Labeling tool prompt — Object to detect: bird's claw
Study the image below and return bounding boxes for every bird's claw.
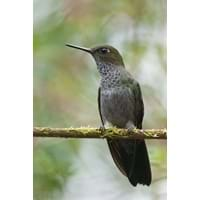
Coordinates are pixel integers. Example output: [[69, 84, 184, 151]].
[[127, 127, 136, 134], [99, 125, 106, 132]]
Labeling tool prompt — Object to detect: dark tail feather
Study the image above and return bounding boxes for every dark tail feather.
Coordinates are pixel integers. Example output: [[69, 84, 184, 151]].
[[128, 140, 151, 186], [107, 139, 151, 186]]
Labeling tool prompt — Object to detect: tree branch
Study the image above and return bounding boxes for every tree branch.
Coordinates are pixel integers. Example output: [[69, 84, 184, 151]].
[[33, 127, 167, 140]]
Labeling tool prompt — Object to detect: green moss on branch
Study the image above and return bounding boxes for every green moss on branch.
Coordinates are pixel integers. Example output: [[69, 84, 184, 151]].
[[33, 127, 167, 140]]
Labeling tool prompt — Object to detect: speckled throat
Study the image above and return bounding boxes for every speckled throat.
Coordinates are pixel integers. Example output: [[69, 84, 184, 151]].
[[96, 62, 122, 89], [96, 62, 132, 90]]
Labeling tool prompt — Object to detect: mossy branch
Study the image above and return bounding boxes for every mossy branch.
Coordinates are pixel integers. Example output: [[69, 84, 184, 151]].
[[33, 127, 167, 140]]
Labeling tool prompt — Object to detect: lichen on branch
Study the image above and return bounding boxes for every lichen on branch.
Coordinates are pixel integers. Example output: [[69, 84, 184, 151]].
[[33, 127, 167, 140]]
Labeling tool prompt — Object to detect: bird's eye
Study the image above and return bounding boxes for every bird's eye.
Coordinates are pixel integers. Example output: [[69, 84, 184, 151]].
[[100, 48, 110, 54]]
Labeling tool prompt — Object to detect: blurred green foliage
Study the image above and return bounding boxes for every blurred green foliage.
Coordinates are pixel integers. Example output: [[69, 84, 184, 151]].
[[34, 0, 166, 199], [34, 139, 79, 200]]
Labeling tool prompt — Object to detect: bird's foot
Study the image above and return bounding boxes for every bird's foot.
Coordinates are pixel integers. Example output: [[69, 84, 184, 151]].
[[99, 125, 106, 133], [127, 126, 137, 134], [99, 125, 110, 138]]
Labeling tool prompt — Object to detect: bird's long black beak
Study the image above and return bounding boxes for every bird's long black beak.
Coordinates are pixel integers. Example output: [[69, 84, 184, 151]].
[[65, 43, 92, 53]]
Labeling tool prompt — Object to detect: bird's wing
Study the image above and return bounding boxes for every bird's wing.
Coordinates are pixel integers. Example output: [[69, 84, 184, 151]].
[[129, 81, 144, 129], [98, 87, 104, 126]]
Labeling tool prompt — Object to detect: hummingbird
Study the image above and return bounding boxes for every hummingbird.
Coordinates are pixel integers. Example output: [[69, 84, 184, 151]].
[[66, 44, 152, 186]]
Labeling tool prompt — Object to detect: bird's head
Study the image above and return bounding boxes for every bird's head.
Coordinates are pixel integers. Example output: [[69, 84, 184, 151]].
[[66, 44, 125, 67]]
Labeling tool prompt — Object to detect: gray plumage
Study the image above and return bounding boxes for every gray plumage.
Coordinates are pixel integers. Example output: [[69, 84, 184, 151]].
[[98, 62, 143, 129], [66, 44, 152, 186], [97, 59, 151, 186]]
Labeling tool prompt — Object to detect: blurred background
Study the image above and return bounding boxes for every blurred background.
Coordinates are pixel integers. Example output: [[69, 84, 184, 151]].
[[33, 0, 166, 200]]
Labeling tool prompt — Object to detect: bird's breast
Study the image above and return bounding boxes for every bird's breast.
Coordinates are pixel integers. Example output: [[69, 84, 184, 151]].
[[101, 87, 134, 128]]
